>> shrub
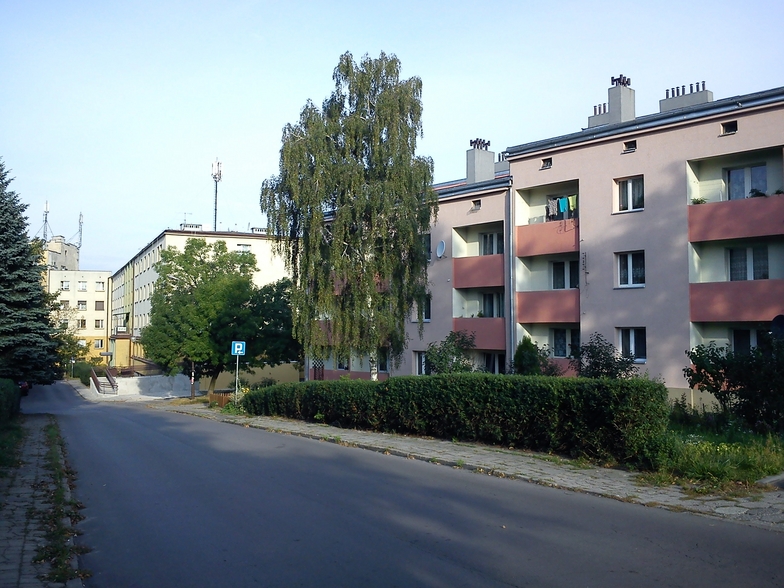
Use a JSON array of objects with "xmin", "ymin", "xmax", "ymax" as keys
[
  {"xmin": 570, "ymin": 333, "xmax": 638, "ymax": 379},
  {"xmin": 242, "ymin": 374, "xmax": 670, "ymax": 468},
  {"xmin": 424, "ymin": 331, "xmax": 475, "ymax": 374},
  {"xmin": 0, "ymin": 378, "xmax": 21, "ymax": 422},
  {"xmin": 513, "ymin": 336, "xmax": 564, "ymax": 376}
]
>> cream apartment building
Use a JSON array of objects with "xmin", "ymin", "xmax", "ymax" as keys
[
  {"xmin": 312, "ymin": 79, "xmax": 784, "ymax": 403},
  {"xmin": 109, "ymin": 224, "xmax": 298, "ymax": 386}
]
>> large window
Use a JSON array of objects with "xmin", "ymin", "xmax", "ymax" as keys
[
  {"xmin": 728, "ymin": 245, "xmax": 768, "ymax": 281},
  {"xmin": 618, "ymin": 177, "xmax": 644, "ymax": 211},
  {"xmin": 60, "ymin": 281, "xmax": 70, "ymax": 291},
  {"xmin": 94, "ymin": 339, "xmax": 104, "ymax": 349},
  {"xmin": 377, "ymin": 348, "xmax": 389, "ymax": 373},
  {"xmin": 620, "ymin": 328, "xmax": 646, "ymax": 362},
  {"xmin": 95, "ymin": 319, "xmax": 104, "ymax": 329},
  {"xmin": 732, "ymin": 329, "xmax": 768, "ymax": 354},
  {"xmin": 552, "ymin": 328, "xmax": 580, "ymax": 358},
  {"xmin": 415, "ymin": 351, "xmax": 431, "ymax": 375},
  {"xmin": 95, "ymin": 300, "xmax": 105, "ymax": 311},
  {"xmin": 95, "ymin": 281, "xmax": 105, "ymax": 292},
  {"xmin": 480, "ymin": 232, "xmax": 504, "ymax": 255},
  {"xmin": 618, "ymin": 251, "xmax": 645, "ymax": 287},
  {"xmin": 727, "ymin": 164, "xmax": 766, "ymax": 200},
  {"xmin": 76, "ymin": 319, "xmax": 86, "ymax": 329},
  {"xmin": 552, "ymin": 260, "xmax": 579, "ymax": 289},
  {"xmin": 482, "ymin": 292, "xmax": 504, "ymax": 318},
  {"xmin": 483, "ymin": 353, "xmax": 506, "ymax": 374},
  {"xmin": 77, "ymin": 300, "xmax": 87, "ymax": 310},
  {"xmin": 77, "ymin": 281, "xmax": 87, "ymax": 291}
]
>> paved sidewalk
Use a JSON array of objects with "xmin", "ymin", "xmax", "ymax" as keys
[
  {"xmin": 147, "ymin": 400, "xmax": 784, "ymax": 532},
  {"xmin": 0, "ymin": 414, "xmax": 80, "ymax": 588}
]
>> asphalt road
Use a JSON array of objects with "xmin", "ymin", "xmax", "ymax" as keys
[{"xmin": 22, "ymin": 382, "xmax": 784, "ymax": 588}]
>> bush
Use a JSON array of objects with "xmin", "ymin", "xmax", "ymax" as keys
[
  {"xmin": 424, "ymin": 331, "xmax": 475, "ymax": 374},
  {"xmin": 242, "ymin": 374, "xmax": 670, "ymax": 468},
  {"xmin": 513, "ymin": 336, "xmax": 564, "ymax": 376},
  {"xmin": 72, "ymin": 362, "xmax": 105, "ymax": 387},
  {"xmin": 0, "ymin": 378, "xmax": 21, "ymax": 423},
  {"xmin": 570, "ymin": 333, "xmax": 638, "ymax": 379}
]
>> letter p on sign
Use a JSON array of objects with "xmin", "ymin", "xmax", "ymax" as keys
[{"xmin": 232, "ymin": 341, "xmax": 246, "ymax": 356}]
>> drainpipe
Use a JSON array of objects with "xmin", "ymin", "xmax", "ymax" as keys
[{"xmin": 506, "ymin": 182, "xmax": 516, "ymax": 368}]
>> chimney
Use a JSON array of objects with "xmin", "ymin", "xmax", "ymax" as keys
[
  {"xmin": 466, "ymin": 138, "xmax": 495, "ymax": 184},
  {"xmin": 659, "ymin": 80, "xmax": 713, "ymax": 112},
  {"xmin": 587, "ymin": 75, "xmax": 636, "ymax": 128}
]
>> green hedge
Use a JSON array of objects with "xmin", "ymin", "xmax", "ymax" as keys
[
  {"xmin": 0, "ymin": 378, "xmax": 21, "ymax": 423},
  {"xmin": 242, "ymin": 374, "xmax": 670, "ymax": 468}
]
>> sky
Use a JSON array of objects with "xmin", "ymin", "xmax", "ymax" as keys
[{"xmin": 2, "ymin": 0, "xmax": 783, "ymax": 271}]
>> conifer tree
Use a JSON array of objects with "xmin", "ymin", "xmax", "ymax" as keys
[
  {"xmin": 0, "ymin": 159, "xmax": 60, "ymax": 383},
  {"xmin": 260, "ymin": 52, "xmax": 438, "ymax": 375}
]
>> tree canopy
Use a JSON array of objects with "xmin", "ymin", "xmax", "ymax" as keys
[
  {"xmin": 0, "ymin": 158, "xmax": 60, "ymax": 383},
  {"xmin": 140, "ymin": 239, "xmax": 299, "ymax": 392},
  {"xmin": 260, "ymin": 52, "xmax": 438, "ymax": 371}
]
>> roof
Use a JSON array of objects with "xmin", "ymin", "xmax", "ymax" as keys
[{"xmin": 504, "ymin": 85, "xmax": 784, "ymax": 159}]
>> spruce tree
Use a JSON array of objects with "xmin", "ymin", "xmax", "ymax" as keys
[
  {"xmin": 260, "ymin": 52, "xmax": 438, "ymax": 374},
  {"xmin": 0, "ymin": 159, "xmax": 59, "ymax": 383}
]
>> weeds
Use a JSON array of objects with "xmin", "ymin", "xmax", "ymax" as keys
[
  {"xmin": 220, "ymin": 401, "xmax": 247, "ymax": 416},
  {"xmin": 0, "ymin": 419, "xmax": 24, "ymax": 472}
]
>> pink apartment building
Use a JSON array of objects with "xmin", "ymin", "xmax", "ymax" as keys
[{"xmin": 311, "ymin": 79, "xmax": 784, "ymax": 404}]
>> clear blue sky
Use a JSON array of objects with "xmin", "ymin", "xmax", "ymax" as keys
[{"xmin": 2, "ymin": 0, "xmax": 782, "ymax": 270}]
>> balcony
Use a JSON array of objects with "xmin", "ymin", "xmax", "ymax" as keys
[
  {"xmin": 689, "ymin": 195, "xmax": 784, "ymax": 243},
  {"xmin": 690, "ymin": 279, "xmax": 784, "ymax": 322},
  {"xmin": 515, "ymin": 290, "xmax": 580, "ymax": 324},
  {"xmin": 516, "ymin": 219, "xmax": 579, "ymax": 257},
  {"xmin": 452, "ymin": 317, "xmax": 506, "ymax": 350},
  {"xmin": 453, "ymin": 255, "xmax": 504, "ymax": 289}
]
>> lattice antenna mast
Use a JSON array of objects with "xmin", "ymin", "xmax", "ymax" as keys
[
  {"xmin": 42, "ymin": 201, "xmax": 50, "ymax": 242},
  {"xmin": 76, "ymin": 213, "xmax": 83, "ymax": 249},
  {"xmin": 211, "ymin": 158, "xmax": 222, "ymax": 232}
]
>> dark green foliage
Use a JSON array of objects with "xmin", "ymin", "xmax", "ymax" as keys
[
  {"xmin": 0, "ymin": 159, "xmax": 60, "ymax": 384},
  {"xmin": 260, "ymin": 52, "xmax": 438, "ymax": 366},
  {"xmin": 424, "ymin": 330, "xmax": 475, "ymax": 374},
  {"xmin": 0, "ymin": 378, "xmax": 21, "ymax": 422},
  {"xmin": 72, "ymin": 362, "xmax": 104, "ymax": 388},
  {"xmin": 242, "ymin": 374, "xmax": 670, "ymax": 468},
  {"xmin": 570, "ymin": 332, "xmax": 637, "ymax": 379},
  {"xmin": 513, "ymin": 336, "xmax": 564, "ymax": 376},
  {"xmin": 684, "ymin": 336, "xmax": 784, "ymax": 432}
]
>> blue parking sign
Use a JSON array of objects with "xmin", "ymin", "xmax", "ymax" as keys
[{"xmin": 231, "ymin": 341, "xmax": 246, "ymax": 356}]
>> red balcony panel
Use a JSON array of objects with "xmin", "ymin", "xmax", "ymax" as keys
[
  {"xmin": 516, "ymin": 219, "xmax": 579, "ymax": 257},
  {"xmin": 689, "ymin": 196, "xmax": 784, "ymax": 243},
  {"xmin": 452, "ymin": 317, "xmax": 506, "ymax": 350},
  {"xmin": 690, "ymin": 280, "xmax": 784, "ymax": 322},
  {"xmin": 516, "ymin": 290, "xmax": 580, "ymax": 323},
  {"xmin": 453, "ymin": 255, "xmax": 504, "ymax": 289},
  {"xmin": 550, "ymin": 358, "xmax": 577, "ymax": 377}
]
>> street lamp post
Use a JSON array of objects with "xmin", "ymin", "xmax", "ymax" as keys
[{"xmin": 211, "ymin": 158, "xmax": 222, "ymax": 232}]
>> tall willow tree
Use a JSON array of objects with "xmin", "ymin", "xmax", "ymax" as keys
[{"xmin": 260, "ymin": 52, "xmax": 438, "ymax": 376}]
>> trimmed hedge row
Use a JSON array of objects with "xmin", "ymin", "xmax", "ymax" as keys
[
  {"xmin": 241, "ymin": 374, "xmax": 670, "ymax": 468},
  {"xmin": 0, "ymin": 378, "xmax": 21, "ymax": 423}
]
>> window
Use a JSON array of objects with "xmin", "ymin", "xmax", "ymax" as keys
[
  {"xmin": 728, "ymin": 246, "xmax": 768, "ymax": 281},
  {"xmin": 552, "ymin": 328, "xmax": 580, "ymax": 358},
  {"xmin": 727, "ymin": 164, "xmax": 766, "ymax": 200},
  {"xmin": 59, "ymin": 300, "xmax": 69, "ymax": 309},
  {"xmin": 415, "ymin": 351, "xmax": 431, "ymax": 375},
  {"xmin": 95, "ymin": 300, "xmax": 104, "ymax": 311},
  {"xmin": 482, "ymin": 292, "xmax": 504, "ymax": 318},
  {"xmin": 95, "ymin": 319, "xmax": 104, "ymax": 329},
  {"xmin": 552, "ymin": 260, "xmax": 579, "ymax": 289},
  {"xmin": 484, "ymin": 353, "xmax": 506, "ymax": 374},
  {"xmin": 423, "ymin": 233, "xmax": 432, "ymax": 262},
  {"xmin": 76, "ymin": 319, "xmax": 86, "ymax": 329},
  {"xmin": 618, "ymin": 251, "xmax": 645, "ymax": 287},
  {"xmin": 480, "ymin": 232, "xmax": 504, "ymax": 255},
  {"xmin": 471, "ymin": 199, "xmax": 481, "ymax": 210},
  {"xmin": 622, "ymin": 140, "xmax": 637, "ymax": 153},
  {"xmin": 541, "ymin": 157, "xmax": 552, "ymax": 170},
  {"xmin": 620, "ymin": 328, "xmax": 647, "ymax": 362},
  {"xmin": 377, "ymin": 348, "xmax": 389, "ymax": 373},
  {"xmin": 721, "ymin": 121, "xmax": 738, "ymax": 135},
  {"xmin": 60, "ymin": 281, "xmax": 70, "ymax": 291},
  {"xmin": 415, "ymin": 295, "xmax": 432, "ymax": 322},
  {"xmin": 337, "ymin": 356, "xmax": 349, "ymax": 371},
  {"xmin": 94, "ymin": 339, "xmax": 104, "ymax": 349},
  {"xmin": 77, "ymin": 281, "xmax": 87, "ymax": 291},
  {"xmin": 732, "ymin": 329, "xmax": 768, "ymax": 354},
  {"xmin": 237, "ymin": 243, "xmax": 251, "ymax": 252},
  {"xmin": 77, "ymin": 300, "xmax": 87, "ymax": 310},
  {"xmin": 618, "ymin": 176, "xmax": 644, "ymax": 211},
  {"xmin": 95, "ymin": 281, "xmax": 105, "ymax": 292}
]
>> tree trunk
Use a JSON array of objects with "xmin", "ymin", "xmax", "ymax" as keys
[
  {"xmin": 369, "ymin": 353, "xmax": 378, "ymax": 382},
  {"xmin": 208, "ymin": 373, "xmax": 219, "ymax": 393}
]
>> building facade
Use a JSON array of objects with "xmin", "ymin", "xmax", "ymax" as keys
[{"xmin": 312, "ymin": 80, "xmax": 784, "ymax": 404}]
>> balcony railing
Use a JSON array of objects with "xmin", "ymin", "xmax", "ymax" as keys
[
  {"xmin": 689, "ymin": 195, "xmax": 784, "ymax": 242},
  {"xmin": 690, "ymin": 279, "xmax": 784, "ymax": 322},
  {"xmin": 452, "ymin": 317, "xmax": 506, "ymax": 350},
  {"xmin": 515, "ymin": 289, "xmax": 580, "ymax": 323},
  {"xmin": 516, "ymin": 219, "xmax": 579, "ymax": 257},
  {"xmin": 453, "ymin": 255, "xmax": 504, "ymax": 289}
]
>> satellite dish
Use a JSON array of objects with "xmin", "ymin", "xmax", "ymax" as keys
[
  {"xmin": 436, "ymin": 240, "xmax": 446, "ymax": 258},
  {"xmin": 771, "ymin": 314, "xmax": 784, "ymax": 340}
]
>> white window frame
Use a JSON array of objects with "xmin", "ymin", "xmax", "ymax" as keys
[
  {"xmin": 483, "ymin": 353, "xmax": 506, "ymax": 374},
  {"xmin": 415, "ymin": 351, "xmax": 430, "ymax": 375},
  {"xmin": 60, "ymin": 281, "xmax": 70, "ymax": 291},
  {"xmin": 552, "ymin": 328, "xmax": 580, "ymax": 358},
  {"xmin": 552, "ymin": 260, "xmax": 579, "ymax": 290},
  {"xmin": 76, "ymin": 319, "xmax": 86, "ymax": 329},
  {"xmin": 77, "ymin": 281, "xmax": 87, "ymax": 292},
  {"xmin": 727, "ymin": 245, "xmax": 768, "ymax": 281},
  {"xmin": 619, "ymin": 327, "xmax": 647, "ymax": 362},
  {"xmin": 726, "ymin": 164, "xmax": 766, "ymax": 200},
  {"xmin": 77, "ymin": 300, "xmax": 87, "ymax": 311},
  {"xmin": 95, "ymin": 319, "xmax": 104, "ymax": 329},
  {"xmin": 480, "ymin": 232, "xmax": 504, "ymax": 256},
  {"xmin": 617, "ymin": 176, "xmax": 644, "ymax": 212},
  {"xmin": 95, "ymin": 281, "xmax": 105, "ymax": 292},
  {"xmin": 237, "ymin": 243, "xmax": 251, "ymax": 252},
  {"xmin": 94, "ymin": 339, "xmax": 104, "ymax": 349},
  {"xmin": 481, "ymin": 291, "xmax": 504, "ymax": 318},
  {"xmin": 617, "ymin": 251, "xmax": 645, "ymax": 287}
]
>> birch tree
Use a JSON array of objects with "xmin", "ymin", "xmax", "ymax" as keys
[{"xmin": 260, "ymin": 52, "xmax": 437, "ymax": 377}]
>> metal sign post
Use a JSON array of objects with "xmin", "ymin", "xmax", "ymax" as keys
[{"xmin": 231, "ymin": 341, "xmax": 246, "ymax": 405}]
